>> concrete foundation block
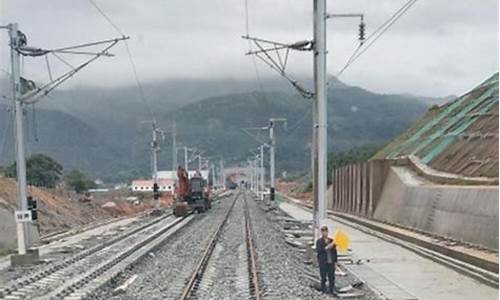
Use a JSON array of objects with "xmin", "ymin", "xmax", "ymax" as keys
[{"xmin": 10, "ymin": 248, "xmax": 39, "ymax": 267}]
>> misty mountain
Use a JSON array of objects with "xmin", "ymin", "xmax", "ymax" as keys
[
  {"xmin": 0, "ymin": 104, "xmax": 124, "ymax": 173},
  {"xmin": 0, "ymin": 77, "xmax": 432, "ymax": 182},
  {"xmin": 165, "ymin": 84, "xmax": 430, "ymax": 172}
]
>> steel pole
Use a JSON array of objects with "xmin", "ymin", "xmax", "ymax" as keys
[
  {"xmin": 172, "ymin": 122, "xmax": 177, "ymax": 170},
  {"xmin": 152, "ymin": 123, "xmax": 159, "ymax": 209},
  {"xmin": 314, "ymin": 0, "xmax": 328, "ymax": 236},
  {"xmin": 184, "ymin": 147, "xmax": 188, "ymax": 171},
  {"xmin": 219, "ymin": 159, "xmax": 224, "ymax": 189},
  {"xmin": 260, "ymin": 145, "xmax": 265, "ymax": 200},
  {"xmin": 249, "ymin": 162, "xmax": 253, "ymax": 191},
  {"xmin": 211, "ymin": 164, "xmax": 216, "ymax": 187},
  {"xmin": 255, "ymin": 158, "xmax": 258, "ymax": 193},
  {"xmin": 10, "ymin": 23, "xmax": 28, "ymax": 255},
  {"xmin": 269, "ymin": 123, "xmax": 275, "ymax": 200}
]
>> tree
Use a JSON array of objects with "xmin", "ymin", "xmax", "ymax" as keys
[
  {"xmin": 5, "ymin": 154, "xmax": 63, "ymax": 188},
  {"xmin": 65, "ymin": 169, "xmax": 97, "ymax": 194}
]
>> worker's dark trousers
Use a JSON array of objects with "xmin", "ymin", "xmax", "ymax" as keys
[{"xmin": 319, "ymin": 263, "xmax": 335, "ymax": 293}]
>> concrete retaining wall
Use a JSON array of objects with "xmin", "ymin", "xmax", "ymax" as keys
[
  {"xmin": 330, "ymin": 161, "xmax": 499, "ymax": 250},
  {"xmin": 374, "ymin": 167, "xmax": 499, "ymax": 250},
  {"xmin": 330, "ymin": 160, "xmax": 390, "ymax": 217}
]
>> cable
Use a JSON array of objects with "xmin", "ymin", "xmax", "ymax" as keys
[
  {"xmin": 86, "ymin": 0, "xmax": 126, "ymax": 37},
  {"xmin": 286, "ymin": 105, "xmax": 312, "ymax": 135},
  {"xmin": 124, "ymin": 40, "xmax": 155, "ymax": 120},
  {"xmin": 350, "ymin": 0, "xmax": 417, "ymax": 62},
  {"xmin": 85, "ymin": 0, "xmax": 155, "ymax": 120},
  {"xmin": 245, "ymin": 0, "xmax": 271, "ymax": 104},
  {"xmin": 331, "ymin": 0, "xmax": 417, "ymax": 81}
]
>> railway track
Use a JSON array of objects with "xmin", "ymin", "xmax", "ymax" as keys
[
  {"xmin": 180, "ymin": 191, "xmax": 261, "ymax": 300},
  {"xmin": 0, "ymin": 212, "xmax": 193, "ymax": 300}
]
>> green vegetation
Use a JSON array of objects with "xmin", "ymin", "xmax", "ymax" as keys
[
  {"xmin": 2, "ymin": 153, "xmax": 97, "ymax": 193},
  {"xmin": 0, "ymin": 77, "xmax": 431, "ymax": 182},
  {"xmin": 4, "ymin": 154, "xmax": 63, "ymax": 188},
  {"xmin": 65, "ymin": 169, "xmax": 97, "ymax": 194},
  {"xmin": 327, "ymin": 145, "xmax": 379, "ymax": 184}
]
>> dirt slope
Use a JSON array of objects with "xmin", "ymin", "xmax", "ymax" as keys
[{"xmin": 0, "ymin": 176, "xmax": 152, "ymax": 234}]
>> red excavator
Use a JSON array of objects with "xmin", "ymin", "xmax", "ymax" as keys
[{"xmin": 173, "ymin": 166, "xmax": 211, "ymax": 217}]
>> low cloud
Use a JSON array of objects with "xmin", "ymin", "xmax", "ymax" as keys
[{"xmin": 0, "ymin": 0, "xmax": 497, "ymax": 97}]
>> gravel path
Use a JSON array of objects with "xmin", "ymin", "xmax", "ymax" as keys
[
  {"xmin": 92, "ymin": 192, "xmax": 238, "ymax": 300},
  {"xmin": 247, "ymin": 193, "xmax": 333, "ymax": 300}
]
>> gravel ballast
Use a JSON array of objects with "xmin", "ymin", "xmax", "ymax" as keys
[
  {"xmin": 250, "ymin": 193, "xmax": 379, "ymax": 299},
  {"xmin": 4, "ymin": 190, "xmax": 380, "ymax": 299},
  {"xmin": 92, "ymin": 192, "xmax": 238, "ymax": 300},
  {"xmin": 188, "ymin": 192, "xmax": 251, "ymax": 300}
]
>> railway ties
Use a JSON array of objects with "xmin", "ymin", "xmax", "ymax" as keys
[
  {"xmin": 180, "ymin": 191, "xmax": 261, "ymax": 300},
  {"xmin": 0, "ymin": 212, "xmax": 192, "ymax": 300},
  {"xmin": 1, "ymin": 191, "xmax": 261, "ymax": 300}
]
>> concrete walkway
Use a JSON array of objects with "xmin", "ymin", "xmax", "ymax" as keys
[
  {"xmin": 0, "ymin": 216, "xmax": 139, "ymax": 271},
  {"xmin": 280, "ymin": 201, "xmax": 498, "ymax": 300}
]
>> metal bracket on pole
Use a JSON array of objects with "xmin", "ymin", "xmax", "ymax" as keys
[
  {"xmin": 242, "ymin": 35, "xmax": 315, "ymax": 99},
  {"xmin": 17, "ymin": 36, "xmax": 129, "ymax": 105},
  {"xmin": 6, "ymin": 22, "xmax": 127, "ymax": 262}
]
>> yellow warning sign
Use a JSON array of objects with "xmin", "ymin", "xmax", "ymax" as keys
[{"xmin": 334, "ymin": 230, "xmax": 351, "ymax": 253}]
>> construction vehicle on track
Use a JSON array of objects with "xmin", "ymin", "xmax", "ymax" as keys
[{"xmin": 173, "ymin": 166, "xmax": 211, "ymax": 217}]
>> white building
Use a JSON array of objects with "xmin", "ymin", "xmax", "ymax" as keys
[
  {"xmin": 157, "ymin": 170, "xmax": 209, "ymax": 181},
  {"xmin": 130, "ymin": 179, "xmax": 176, "ymax": 195}
]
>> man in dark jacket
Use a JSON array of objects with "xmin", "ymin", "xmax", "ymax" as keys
[{"xmin": 316, "ymin": 225, "xmax": 338, "ymax": 295}]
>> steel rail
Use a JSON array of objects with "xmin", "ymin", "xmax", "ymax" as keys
[
  {"xmin": 0, "ymin": 212, "xmax": 173, "ymax": 298},
  {"xmin": 179, "ymin": 191, "xmax": 256, "ymax": 300},
  {"xmin": 47, "ymin": 214, "xmax": 193, "ymax": 300},
  {"xmin": 244, "ymin": 192, "xmax": 261, "ymax": 300}
]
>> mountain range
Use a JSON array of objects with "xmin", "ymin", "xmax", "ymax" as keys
[{"xmin": 0, "ymin": 76, "xmax": 438, "ymax": 182}]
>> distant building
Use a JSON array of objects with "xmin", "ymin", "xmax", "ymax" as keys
[
  {"xmin": 157, "ymin": 170, "xmax": 209, "ymax": 181},
  {"xmin": 130, "ymin": 179, "xmax": 176, "ymax": 195}
]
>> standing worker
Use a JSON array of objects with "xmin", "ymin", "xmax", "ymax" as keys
[{"xmin": 316, "ymin": 225, "xmax": 338, "ymax": 295}]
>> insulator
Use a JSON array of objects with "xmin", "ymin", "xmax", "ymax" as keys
[
  {"xmin": 359, "ymin": 22, "xmax": 365, "ymax": 43},
  {"xmin": 18, "ymin": 30, "xmax": 27, "ymax": 47}
]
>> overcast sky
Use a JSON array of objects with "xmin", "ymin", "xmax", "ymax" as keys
[{"xmin": 0, "ymin": 0, "xmax": 498, "ymax": 97}]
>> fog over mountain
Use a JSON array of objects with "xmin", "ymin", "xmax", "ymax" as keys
[{"xmin": 0, "ymin": 76, "xmax": 436, "ymax": 182}]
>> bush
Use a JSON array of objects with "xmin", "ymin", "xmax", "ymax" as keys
[
  {"xmin": 5, "ymin": 154, "xmax": 63, "ymax": 188},
  {"xmin": 65, "ymin": 169, "xmax": 97, "ymax": 194}
]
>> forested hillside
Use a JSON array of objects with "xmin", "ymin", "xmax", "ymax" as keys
[{"xmin": 0, "ymin": 77, "xmax": 432, "ymax": 182}]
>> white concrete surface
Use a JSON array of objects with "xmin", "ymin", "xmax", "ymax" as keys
[
  {"xmin": 280, "ymin": 201, "xmax": 498, "ymax": 300},
  {"xmin": 374, "ymin": 166, "xmax": 499, "ymax": 250},
  {"xmin": 0, "ymin": 216, "xmax": 139, "ymax": 271}
]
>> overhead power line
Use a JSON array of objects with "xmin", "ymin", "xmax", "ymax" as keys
[
  {"xmin": 86, "ymin": 0, "xmax": 155, "ymax": 120},
  {"xmin": 243, "ymin": 0, "xmax": 314, "ymax": 99},
  {"xmin": 331, "ymin": 0, "xmax": 418, "ymax": 83},
  {"xmin": 86, "ymin": 0, "xmax": 126, "ymax": 37}
]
